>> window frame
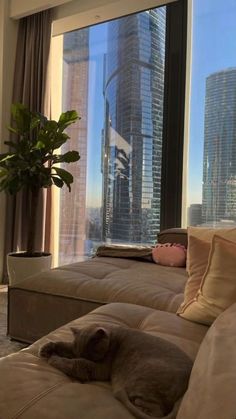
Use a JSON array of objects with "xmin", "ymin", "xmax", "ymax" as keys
[{"xmin": 160, "ymin": 0, "xmax": 188, "ymax": 230}]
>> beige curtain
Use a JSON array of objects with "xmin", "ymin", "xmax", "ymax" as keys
[{"xmin": 3, "ymin": 10, "xmax": 52, "ymax": 283}]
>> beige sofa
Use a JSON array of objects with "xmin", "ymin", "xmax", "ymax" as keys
[
  {"xmin": 1, "ymin": 228, "xmax": 235, "ymax": 418},
  {"xmin": 8, "ymin": 228, "xmax": 188, "ymax": 343},
  {"xmin": 1, "ymin": 302, "xmax": 236, "ymax": 418}
]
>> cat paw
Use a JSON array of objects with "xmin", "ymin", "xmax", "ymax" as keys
[
  {"xmin": 48, "ymin": 355, "xmax": 62, "ymax": 368},
  {"xmin": 132, "ymin": 398, "xmax": 151, "ymax": 415},
  {"xmin": 39, "ymin": 342, "xmax": 56, "ymax": 359}
]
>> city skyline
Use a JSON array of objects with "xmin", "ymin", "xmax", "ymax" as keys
[
  {"xmin": 58, "ymin": 7, "xmax": 167, "ymax": 261},
  {"xmin": 102, "ymin": 8, "xmax": 166, "ymax": 243},
  {"xmin": 57, "ymin": 0, "xmax": 236, "ymax": 260},
  {"xmin": 188, "ymin": 0, "xmax": 236, "ymax": 205},
  {"xmin": 202, "ymin": 68, "xmax": 236, "ymax": 224}
]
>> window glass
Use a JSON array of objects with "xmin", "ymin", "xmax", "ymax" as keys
[
  {"xmin": 187, "ymin": 0, "xmax": 236, "ymax": 228},
  {"xmin": 58, "ymin": 7, "xmax": 166, "ymax": 265}
]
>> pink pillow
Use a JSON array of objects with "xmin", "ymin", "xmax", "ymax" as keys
[{"xmin": 152, "ymin": 243, "xmax": 186, "ymax": 267}]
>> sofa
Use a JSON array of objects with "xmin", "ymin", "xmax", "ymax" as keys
[
  {"xmin": 8, "ymin": 228, "xmax": 188, "ymax": 343},
  {"xmin": 1, "ymin": 227, "xmax": 235, "ymax": 418}
]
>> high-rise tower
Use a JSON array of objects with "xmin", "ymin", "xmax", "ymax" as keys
[
  {"xmin": 202, "ymin": 68, "xmax": 236, "ymax": 224},
  {"xmin": 102, "ymin": 8, "xmax": 166, "ymax": 244}
]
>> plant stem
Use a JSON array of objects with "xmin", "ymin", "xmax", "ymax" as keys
[{"xmin": 27, "ymin": 187, "xmax": 40, "ymax": 255}]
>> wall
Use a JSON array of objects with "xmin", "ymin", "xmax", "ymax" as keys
[
  {"xmin": 53, "ymin": 0, "xmax": 176, "ymax": 35},
  {"xmin": 10, "ymin": 0, "xmax": 72, "ymax": 19},
  {"xmin": 0, "ymin": 0, "xmax": 18, "ymax": 279}
]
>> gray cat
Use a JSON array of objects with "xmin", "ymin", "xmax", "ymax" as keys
[{"xmin": 39, "ymin": 324, "xmax": 192, "ymax": 419}]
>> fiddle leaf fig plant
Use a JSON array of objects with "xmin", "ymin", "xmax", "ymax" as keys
[{"xmin": 0, "ymin": 103, "xmax": 80, "ymax": 255}]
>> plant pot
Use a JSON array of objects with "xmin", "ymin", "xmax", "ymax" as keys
[{"xmin": 7, "ymin": 252, "xmax": 52, "ymax": 286}]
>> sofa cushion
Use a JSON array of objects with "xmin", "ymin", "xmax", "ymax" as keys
[
  {"xmin": 177, "ymin": 236, "xmax": 210, "ymax": 313},
  {"xmin": 186, "ymin": 226, "xmax": 236, "ymax": 273},
  {"xmin": 0, "ymin": 303, "xmax": 208, "ymax": 419},
  {"xmin": 9, "ymin": 257, "xmax": 187, "ymax": 343},
  {"xmin": 158, "ymin": 228, "xmax": 188, "ymax": 248},
  {"xmin": 178, "ymin": 235, "xmax": 236, "ymax": 325},
  {"xmin": 177, "ymin": 302, "xmax": 236, "ymax": 419}
]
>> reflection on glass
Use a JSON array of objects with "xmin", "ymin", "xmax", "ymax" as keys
[
  {"xmin": 187, "ymin": 0, "xmax": 236, "ymax": 228},
  {"xmin": 58, "ymin": 8, "xmax": 166, "ymax": 265}
]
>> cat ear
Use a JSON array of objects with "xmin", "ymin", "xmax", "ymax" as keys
[
  {"xmin": 89, "ymin": 327, "xmax": 110, "ymax": 360},
  {"xmin": 93, "ymin": 327, "xmax": 109, "ymax": 340},
  {"xmin": 71, "ymin": 327, "xmax": 80, "ymax": 336}
]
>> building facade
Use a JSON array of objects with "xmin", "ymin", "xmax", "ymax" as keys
[
  {"xmin": 102, "ymin": 8, "xmax": 166, "ymax": 244},
  {"xmin": 188, "ymin": 204, "xmax": 202, "ymax": 226},
  {"xmin": 202, "ymin": 68, "xmax": 236, "ymax": 224},
  {"xmin": 59, "ymin": 30, "xmax": 89, "ymax": 264}
]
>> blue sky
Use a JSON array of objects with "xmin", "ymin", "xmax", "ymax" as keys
[
  {"xmin": 86, "ymin": 24, "xmax": 107, "ymax": 208},
  {"xmin": 69, "ymin": 0, "xmax": 236, "ymax": 208},
  {"xmin": 188, "ymin": 0, "xmax": 236, "ymax": 204}
]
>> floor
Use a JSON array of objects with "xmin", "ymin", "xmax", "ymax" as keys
[{"xmin": 0, "ymin": 285, "xmax": 27, "ymax": 357}]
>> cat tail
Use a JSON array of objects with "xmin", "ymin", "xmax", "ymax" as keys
[{"xmin": 114, "ymin": 389, "xmax": 181, "ymax": 419}]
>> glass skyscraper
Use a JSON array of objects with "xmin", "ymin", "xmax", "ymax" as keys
[
  {"xmin": 102, "ymin": 8, "xmax": 166, "ymax": 244},
  {"xmin": 202, "ymin": 68, "xmax": 236, "ymax": 224}
]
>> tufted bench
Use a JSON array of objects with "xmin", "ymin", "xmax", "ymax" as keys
[{"xmin": 8, "ymin": 257, "xmax": 187, "ymax": 343}]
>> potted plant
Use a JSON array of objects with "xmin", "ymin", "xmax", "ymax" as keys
[{"xmin": 0, "ymin": 103, "xmax": 80, "ymax": 285}]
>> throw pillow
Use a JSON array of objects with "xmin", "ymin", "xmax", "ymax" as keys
[
  {"xmin": 152, "ymin": 243, "xmax": 186, "ymax": 267},
  {"xmin": 178, "ymin": 235, "xmax": 236, "ymax": 325},
  {"xmin": 177, "ymin": 236, "xmax": 210, "ymax": 313},
  {"xmin": 186, "ymin": 226, "xmax": 236, "ymax": 273}
]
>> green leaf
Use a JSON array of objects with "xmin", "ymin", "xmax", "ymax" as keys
[
  {"xmin": 0, "ymin": 154, "xmax": 15, "ymax": 163},
  {"xmin": 58, "ymin": 110, "xmax": 80, "ymax": 130},
  {"xmin": 53, "ymin": 167, "xmax": 73, "ymax": 191},
  {"xmin": 54, "ymin": 150, "xmax": 80, "ymax": 163},
  {"xmin": 50, "ymin": 133, "xmax": 69, "ymax": 151},
  {"xmin": 30, "ymin": 114, "xmax": 41, "ymax": 130},
  {"xmin": 7, "ymin": 126, "xmax": 19, "ymax": 135},
  {"xmin": 0, "ymin": 168, "xmax": 8, "ymax": 178},
  {"xmin": 52, "ymin": 176, "xmax": 64, "ymax": 188},
  {"xmin": 44, "ymin": 120, "xmax": 58, "ymax": 131},
  {"xmin": 4, "ymin": 141, "xmax": 18, "ymax": 149},
  {"xmin": 35, "ymin": 140, "xmax": 46, "ymax": 150},
  {"xmin": 11, "ymin": 103, "xmax": 32, "ymax": 134}
]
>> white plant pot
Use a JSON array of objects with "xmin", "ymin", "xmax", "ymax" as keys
[{"xmin": 7, "ymin": 252, "xmax": 52, "ymax": 286}]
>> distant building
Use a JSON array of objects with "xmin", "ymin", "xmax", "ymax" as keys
[
  {"xmin": 102, "ymin": 8, "xmax": 166, "ymax": 244},
  {"xmin": 59, "ymin": 30, "xmax": 89, "ymax": 264},
  {"xmin": 202, "ymin": 68, "xmax": 236, "ymax": 224},
  {"xmin": 188, "ymin": 204, "xmax": 202, "ymax": 226}
]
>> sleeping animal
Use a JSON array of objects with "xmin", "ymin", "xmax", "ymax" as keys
[{"xmin": 39, "ymin": 324, "xmax": 192, "ymax": 418}]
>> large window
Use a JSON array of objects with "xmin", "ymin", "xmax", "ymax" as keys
[
  {"xmin": 187, "ymin": 0, "xmax": 236, "ymax": 228},
  {"xmin": 56, "ymin": 7, "xmax": 167, "ymax": 265}
]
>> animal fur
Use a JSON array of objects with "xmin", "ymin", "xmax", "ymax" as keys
[{"xmin": 39, "ymin": 324, "xmax": 192, "ymax": 418}]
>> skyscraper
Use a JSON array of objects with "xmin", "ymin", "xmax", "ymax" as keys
[
  {"xmin": 202, "ymin": 68, "xmax": 236, "ymax": 224},
  {"xmin": 102, "ymin": 8, "xmax": 166, "ymax": 244},
  {"xmin": 59, "ymin": 30, "xmax": 89, "ymax": 264},
  {"xmin": 188, "ymin": 204, "xmax": 202, "ymax": 226}
]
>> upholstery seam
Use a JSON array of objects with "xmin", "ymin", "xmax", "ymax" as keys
[{"xmin": 10, "ymin": 379, "xmax": 68, "ymax": 419}]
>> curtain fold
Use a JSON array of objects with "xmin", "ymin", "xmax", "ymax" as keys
[{"xmin": 3, "ymin": 10, "xmax": 52, "ymax": 283}]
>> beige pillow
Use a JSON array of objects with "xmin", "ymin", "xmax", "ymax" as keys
[
  {"xmin": 177, "ymin": 236, "xmax": 210, "ymax": 313},
  {"xmin": 186, "ymin": 226, "xmax": 236, "ymax": 273},
  {"xmin": 178, "ymin": 235, "xmax": 236, "ymax": 325}
]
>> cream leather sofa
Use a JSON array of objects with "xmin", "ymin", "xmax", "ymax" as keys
[
  {"xmin": 1, "ymin": 228, "xmax": 235, "ymax": 418},
  {"xmin": 2, "ymin": 302, "xmax": 236, "ymax": 419},
  {"xmin": 8, "ymin": 229, "xmax": 188, "ymax": 343},
  {"xmin": 1, "ymin": 303, "xmax": 208, "ymax": 419}
]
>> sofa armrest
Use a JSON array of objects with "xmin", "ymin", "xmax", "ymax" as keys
[{"xmin": 158, "ymin": 228, "xmax": 188, "ymax": 248}]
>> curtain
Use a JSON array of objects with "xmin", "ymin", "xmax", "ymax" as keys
[{"xmin": 3, "ymin": 10, "xmax": 52, "ymax": 283}]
